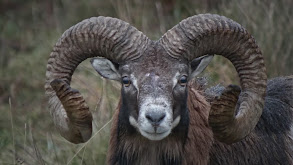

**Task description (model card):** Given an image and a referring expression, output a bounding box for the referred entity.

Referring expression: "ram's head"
[45,14,267,144]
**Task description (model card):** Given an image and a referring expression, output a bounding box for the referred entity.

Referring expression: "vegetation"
[1,0,292,164]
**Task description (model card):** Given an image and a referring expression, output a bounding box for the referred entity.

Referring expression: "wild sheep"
[45,14,293,164]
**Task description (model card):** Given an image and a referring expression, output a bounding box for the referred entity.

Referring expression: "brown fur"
[107,80,213,165]
[208,76,293,164]
[107,100,120,164]
[183,81,213,165]
[106,77,293,164]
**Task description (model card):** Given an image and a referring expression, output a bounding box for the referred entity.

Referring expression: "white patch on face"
[129,116,139,128]
[172,72,180,88]
[130,74,138,89]
[172,116,181,128]
[129,96,181,141]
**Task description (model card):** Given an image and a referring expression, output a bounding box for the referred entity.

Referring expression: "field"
[1,0,292,164]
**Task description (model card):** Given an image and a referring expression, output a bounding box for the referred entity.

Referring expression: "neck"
[114,134,185,164]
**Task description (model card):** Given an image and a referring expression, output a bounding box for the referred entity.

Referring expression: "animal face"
[47,14,267,145]
[91,43,212,140]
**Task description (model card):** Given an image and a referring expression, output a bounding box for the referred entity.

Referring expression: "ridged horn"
[45,17,149,144]
[159,14,267,143]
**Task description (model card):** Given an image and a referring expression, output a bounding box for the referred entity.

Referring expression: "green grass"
[1,0,292,164]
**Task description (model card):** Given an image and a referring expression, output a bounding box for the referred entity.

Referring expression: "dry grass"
[0,0,292,164]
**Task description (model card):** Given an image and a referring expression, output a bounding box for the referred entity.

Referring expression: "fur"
[107,76,293,165]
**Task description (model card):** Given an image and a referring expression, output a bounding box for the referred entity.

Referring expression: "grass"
[0,0,292,164]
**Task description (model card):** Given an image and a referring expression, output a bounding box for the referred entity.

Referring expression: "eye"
[178,75,188,86]
[122,76,131,87]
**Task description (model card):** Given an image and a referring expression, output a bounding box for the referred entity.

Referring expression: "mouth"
[144,130,166,135]
[129,116,181,141]
[140,129,171,141]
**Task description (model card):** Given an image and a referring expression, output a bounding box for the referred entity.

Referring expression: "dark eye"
[122,76,131,87]
[179,75,188,86]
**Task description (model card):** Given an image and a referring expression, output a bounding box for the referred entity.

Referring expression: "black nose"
[145,111,166,126]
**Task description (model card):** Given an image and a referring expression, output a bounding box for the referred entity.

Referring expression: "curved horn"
[159,14,267,143]
[45,17,149,144]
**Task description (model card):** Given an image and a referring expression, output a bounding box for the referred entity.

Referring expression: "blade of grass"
[9,97,15,165]
[31,125,45,165]
[80,145,87,165]
[67,117,113,165]
[24,123,27,152]
[50,132,61,165]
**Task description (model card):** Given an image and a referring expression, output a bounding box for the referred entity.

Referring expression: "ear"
[90,57,121,81]
[190,55,214,78]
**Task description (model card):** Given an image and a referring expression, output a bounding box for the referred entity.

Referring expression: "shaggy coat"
[107,76,293,165]
[44,14,291,165]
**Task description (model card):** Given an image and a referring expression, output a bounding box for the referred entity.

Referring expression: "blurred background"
[1,0,292,164]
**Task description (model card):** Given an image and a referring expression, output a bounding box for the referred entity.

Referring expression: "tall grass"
[1,0,292,164]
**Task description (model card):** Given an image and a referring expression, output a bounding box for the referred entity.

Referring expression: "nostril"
[158,113,166,122]
[146,114,154,122]
[145,111,166,126]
